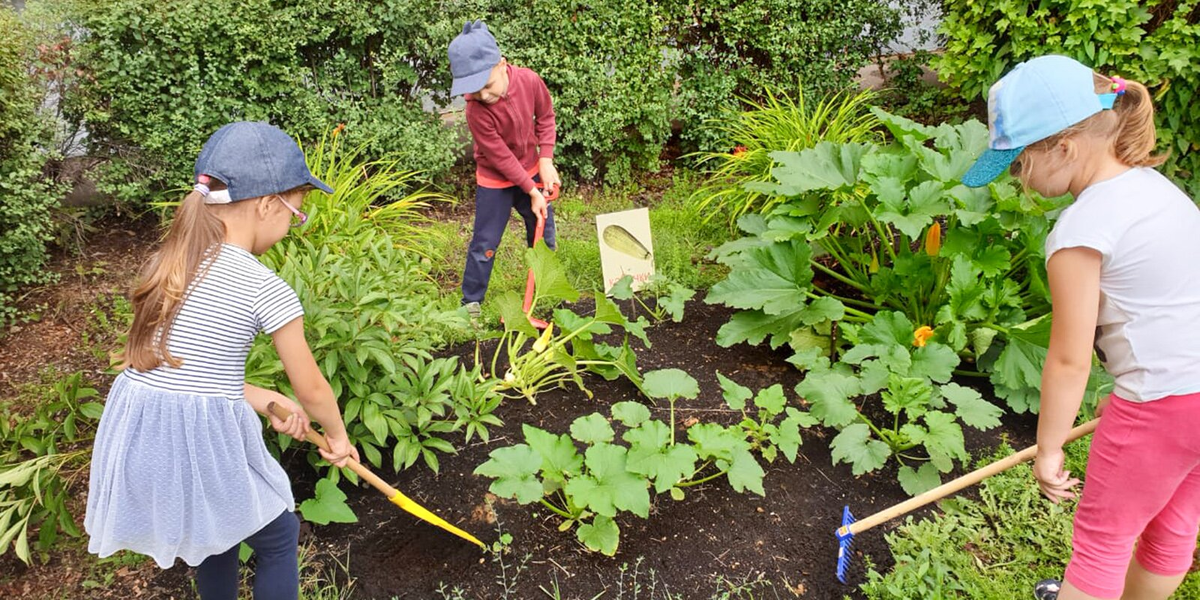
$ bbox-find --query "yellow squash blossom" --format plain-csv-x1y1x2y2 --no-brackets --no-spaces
913,325,935,348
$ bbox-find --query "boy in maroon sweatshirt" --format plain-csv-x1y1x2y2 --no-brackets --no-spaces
449,20,561,317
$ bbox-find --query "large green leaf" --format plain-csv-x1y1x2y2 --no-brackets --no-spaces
881,375,934,416
724,449,766,496
523,425,583,481
754,141,871,196
298,479,358,525
909,343,960,384
495,290,538,337
717,372,753,411
941,383,1003,430
610,402,651,428
474,444,545,504
795,367,862,428
564,444,651,519
625,421,699,493
897,462,942,496
570,413,615,445
527,240,580,303
643,369,699,401
577,515,620,556
753,384,788,415
706,240,813,314
876,181,948,240
830,424,891,475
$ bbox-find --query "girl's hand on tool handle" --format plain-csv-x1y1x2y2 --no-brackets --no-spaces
321,432,360,468
271,318,360,469
530,188,548,221
1034,447,1081,504
245,384,310,441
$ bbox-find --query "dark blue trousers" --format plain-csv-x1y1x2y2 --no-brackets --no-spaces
195,510,300,600
461,184,557,304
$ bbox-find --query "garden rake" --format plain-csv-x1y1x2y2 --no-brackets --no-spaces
520,182,559,329
835,418,1099,583
267,402,485,550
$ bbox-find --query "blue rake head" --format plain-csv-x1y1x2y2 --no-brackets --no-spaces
835,505,856,584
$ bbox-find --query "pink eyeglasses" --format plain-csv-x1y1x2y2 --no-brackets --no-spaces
276,196,308,228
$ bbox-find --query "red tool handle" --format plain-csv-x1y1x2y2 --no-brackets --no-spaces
522,183,558,318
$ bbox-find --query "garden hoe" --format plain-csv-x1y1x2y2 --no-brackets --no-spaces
835,418,1099,583
267,402,485,550
520,182,560,329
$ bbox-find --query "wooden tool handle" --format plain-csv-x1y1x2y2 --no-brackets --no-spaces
848,418,1099,535
266,401,400,499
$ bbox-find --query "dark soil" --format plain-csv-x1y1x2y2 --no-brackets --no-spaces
288,299,1037,600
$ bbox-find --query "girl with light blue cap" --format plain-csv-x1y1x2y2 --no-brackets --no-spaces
965,55,1200,600
85,122,360,599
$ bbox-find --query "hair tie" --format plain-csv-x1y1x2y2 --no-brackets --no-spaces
194,174,211,197
1111,76,1127,95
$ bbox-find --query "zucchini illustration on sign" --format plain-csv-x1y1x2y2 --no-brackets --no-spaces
596,208,655,294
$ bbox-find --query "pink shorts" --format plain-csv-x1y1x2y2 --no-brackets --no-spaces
1065,392,1200,598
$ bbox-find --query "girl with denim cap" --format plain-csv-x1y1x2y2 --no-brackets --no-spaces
963,55,1200,600
85,122,359,600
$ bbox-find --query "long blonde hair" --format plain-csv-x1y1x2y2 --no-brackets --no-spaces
1021,73,1166,179
116,190,226,371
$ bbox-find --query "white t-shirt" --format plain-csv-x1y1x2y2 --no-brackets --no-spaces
1045,167,1200,402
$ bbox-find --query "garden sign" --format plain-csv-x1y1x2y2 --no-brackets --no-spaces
596,207,654,294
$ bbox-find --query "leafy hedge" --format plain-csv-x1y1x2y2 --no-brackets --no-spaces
937,0,1200,196
44,0,917,200
0,6,59,325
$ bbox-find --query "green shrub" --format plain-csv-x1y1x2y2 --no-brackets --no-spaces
57,0,464,204
0,6,60,326
937,0,1200,196
663,0,907,154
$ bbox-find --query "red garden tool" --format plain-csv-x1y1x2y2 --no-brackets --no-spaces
522,182,559,329
835,418,1098,583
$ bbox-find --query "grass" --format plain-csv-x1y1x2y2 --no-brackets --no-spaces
861,434,1200,599
421,170,730,326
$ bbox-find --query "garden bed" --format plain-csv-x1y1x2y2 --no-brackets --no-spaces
285,299,1037,599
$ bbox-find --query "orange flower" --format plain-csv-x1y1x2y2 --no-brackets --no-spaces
332,123,346,138
924,222,941,257
913,325,934,348
732,145,748,158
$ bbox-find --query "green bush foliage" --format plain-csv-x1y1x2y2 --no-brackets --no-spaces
57,0,463,204
937,0,1200,196
44,0,916,200
0,7,60,325
663,0,907,154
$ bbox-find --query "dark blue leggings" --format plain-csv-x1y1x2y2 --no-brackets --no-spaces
196,510,299,600
461,183,558,304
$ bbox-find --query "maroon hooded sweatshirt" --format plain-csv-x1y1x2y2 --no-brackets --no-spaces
464,64,556,194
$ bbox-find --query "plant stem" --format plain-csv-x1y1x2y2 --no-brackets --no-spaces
810,261,869,294
539,498,574,520
678,469,729,488
953,369,989,378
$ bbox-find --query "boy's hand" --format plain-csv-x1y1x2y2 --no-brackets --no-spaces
538,158,561,193
530,188,548,220
321,432,361,468
267,400,311,441
1033,447,1080,504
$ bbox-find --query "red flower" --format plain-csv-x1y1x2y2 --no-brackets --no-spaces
732,145,748,158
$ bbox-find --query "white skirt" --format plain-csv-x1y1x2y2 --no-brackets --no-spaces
85,374,294,568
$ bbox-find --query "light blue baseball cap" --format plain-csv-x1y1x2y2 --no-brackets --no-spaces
448,20,502,97
962,55,1120,188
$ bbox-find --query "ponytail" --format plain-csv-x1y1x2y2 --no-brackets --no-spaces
117,190,226,371
1109,78,1166,168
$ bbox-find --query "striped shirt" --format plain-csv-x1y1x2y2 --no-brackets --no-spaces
123,244,304,400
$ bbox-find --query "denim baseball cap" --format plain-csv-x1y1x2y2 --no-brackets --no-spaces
962,55,1120,188
448,20,501,97
193,121,333,203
